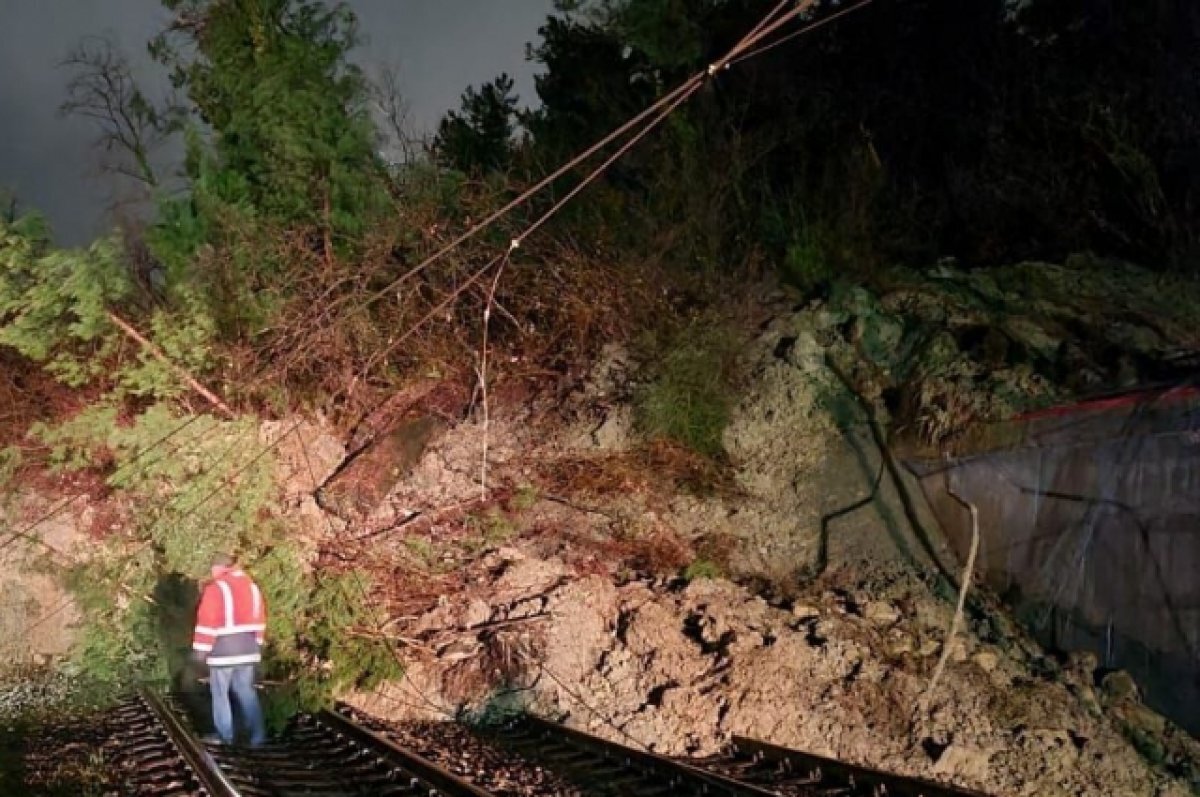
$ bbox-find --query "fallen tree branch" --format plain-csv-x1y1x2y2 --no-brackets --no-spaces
923,472,980,708
541,492,623,521
343,626,433,653
106,311,235,418
423,613,551,639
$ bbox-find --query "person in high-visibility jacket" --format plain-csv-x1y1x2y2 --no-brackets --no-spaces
192,552,267,746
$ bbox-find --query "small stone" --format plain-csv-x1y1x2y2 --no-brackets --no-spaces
1101,670,1139,704
973,650,999,673
791,604,820,620
864,600,901,626
495,546,525,563
932,743,992,781
1074,684,1103,717
439,639,481,662
463,599,492,628
888,631,915,656
919,638,941,657
949,638,970,663
1068,650,1099,679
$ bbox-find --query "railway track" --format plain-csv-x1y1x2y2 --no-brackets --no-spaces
702,734,996,797
110,692,993,796
123,690,493,796
491,715,995,797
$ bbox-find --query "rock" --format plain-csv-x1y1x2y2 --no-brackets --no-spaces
438,639,481,663
591,405,634,449
783,331,827,374
918,638,941,657
485,547,526,567
320,416,442,518
932,743,993,782
463,599,492,629
261,419,346,496
1074,683,1103,718
791,604,820,620
973,650,999,673
888,631,916,656
1114,702,1167,738
1101,670,1140,704
864,600,901,626
1066,650,1099,684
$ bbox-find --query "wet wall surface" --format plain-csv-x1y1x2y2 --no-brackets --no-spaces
911,397,1200,734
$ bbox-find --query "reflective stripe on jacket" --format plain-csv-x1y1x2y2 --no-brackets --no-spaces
193,569,266,667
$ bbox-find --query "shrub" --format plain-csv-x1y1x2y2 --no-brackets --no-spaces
683,558,723,582
634,322,738,458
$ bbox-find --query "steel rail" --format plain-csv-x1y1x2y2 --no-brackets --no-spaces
140,689,242,797
731,735,996,797
517,714,780,796
318,707,497,797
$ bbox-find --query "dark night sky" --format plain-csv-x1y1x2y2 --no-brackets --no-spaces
0,0,553,245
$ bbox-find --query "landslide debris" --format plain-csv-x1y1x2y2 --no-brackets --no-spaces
345,259,1200,796
351,551,1199,797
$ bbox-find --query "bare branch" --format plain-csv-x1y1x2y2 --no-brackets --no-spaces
369,62,425,166
59,36,172,188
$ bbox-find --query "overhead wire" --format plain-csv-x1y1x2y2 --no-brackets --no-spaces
731,0,875,65
354,77,705,387
310,0,824,336
200,0,872,633
741,0,799,43
338,0,868,423
230,0,854,726
274,1,870,422
312,0,864,732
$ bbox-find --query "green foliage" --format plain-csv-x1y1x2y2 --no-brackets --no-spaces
683,557,723,581
511,484,540,512
152,0,385,237
506,0,1200,273
634,322,737,457
606,0,709,69
781,222,837,295
465,509,518,548
140,0,391,344
0,216,129,386
523,9,659,167
0,446,21,488
0,213,219,402
46,405,400,712
433,74,521,175
303,572,403,693
403,536,437,569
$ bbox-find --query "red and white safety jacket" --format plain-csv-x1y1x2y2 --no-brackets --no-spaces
192,568,266,667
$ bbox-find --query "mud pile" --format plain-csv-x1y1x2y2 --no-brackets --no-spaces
341,262,1200,795
350,548,1198,796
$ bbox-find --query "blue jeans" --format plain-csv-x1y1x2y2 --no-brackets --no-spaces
209,665,266,745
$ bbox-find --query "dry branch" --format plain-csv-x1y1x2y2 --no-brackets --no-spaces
923,476,980,708
106,311,235,417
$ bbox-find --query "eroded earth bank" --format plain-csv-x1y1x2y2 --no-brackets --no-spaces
6,264,1200,796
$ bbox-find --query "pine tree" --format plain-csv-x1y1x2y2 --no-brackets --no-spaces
0,214,129,387
151,0,385,238
433,74,521,175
